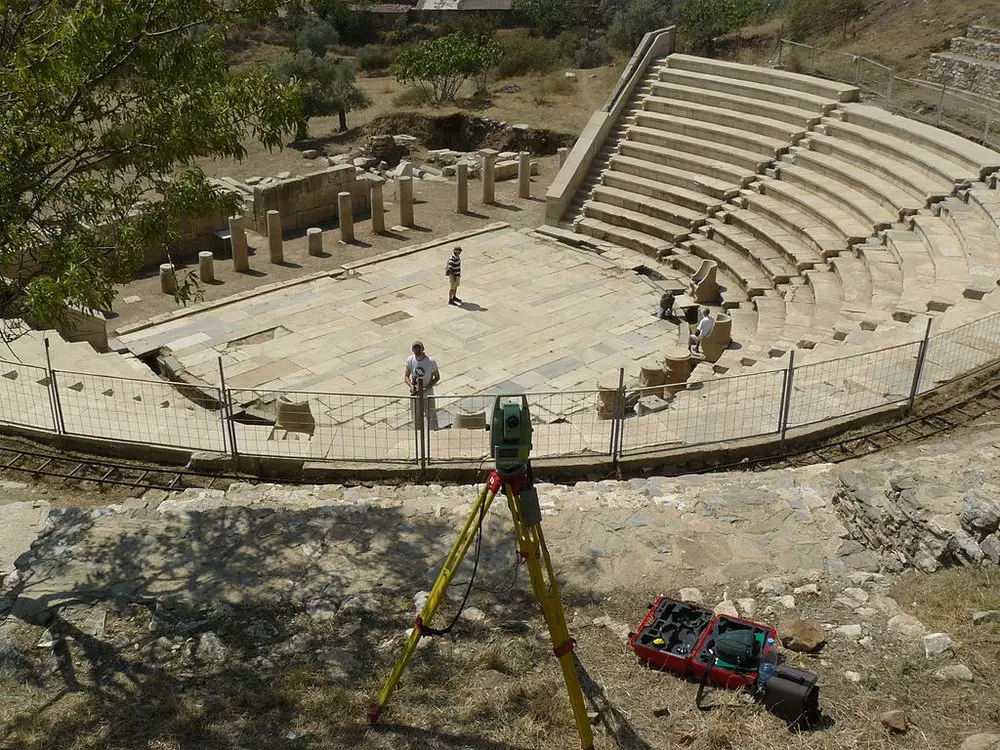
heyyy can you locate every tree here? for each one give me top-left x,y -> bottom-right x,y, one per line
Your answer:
512,0 -> 582,38
274,52 -> 371,136
391,34 -> 503,104
609,0 -> 673,53
0,0 -> 300,333
295,16 -> 340,57
679,0 -> 774,56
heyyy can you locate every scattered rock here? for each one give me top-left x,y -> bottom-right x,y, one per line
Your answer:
950,529 -> 986,564
887,613 -> 927,640
302,149 -> 319,160
652,705 -> 671,718
778,618 -> 826,653
736,598 -> 756,618
962,490 -> 1000,535
329,154 -> 352,165
244,176 -> 262,185
714,600 -> 739,618
880,709 -> 907,733
933,663 -> 974,682
844,670 -> 862,683
837,587 -> 869,607
196,632 -> 227,663
981,534 -> 1000,564
793,583 -> 820,596
870,595 -> 902,618
414,591 -> 431,612
960,733 -> 1000,750
393,134 -> 419,147
460,607 -> 486,623
922,632 -> 954,659
777,594 -> 796,610
564,72 -> 577,80
972,610 -> 1000,625
758,577 -> 788,595
679,588 -> 702,604
277,171 -> 292,180
835,624 -> 862,639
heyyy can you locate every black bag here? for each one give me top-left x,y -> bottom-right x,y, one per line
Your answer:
715,630 -> 758,670
762,665 -> 821,729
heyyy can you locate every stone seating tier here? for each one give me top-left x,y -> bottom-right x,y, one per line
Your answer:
968,187 -> 1000,235
647,81 -> 824,128
642,97 -> 809,144
573,217 -> 671,257
633,111 -> 791,159
934,200 -> 1000,285
655,67 -> 840,115
590,184 -> 707,229
601,170 -> 724,215
829,254 -> 878,315
697,221 -> 796,285
820,118 -> 980,187
665,53 -> 861,103
772,162 -> 899,230
681,235 -> 771,297
626,127 -> 774,174
607,155 -> 742,201
880,228 -> 966,313
722,203 -> 827,271
617,141 -> 757,187
756,178 -> 873,246
737,191 -> 848,261
782,146 -> 927,215
581,201 -> 691,244
837,103 -> 1000,181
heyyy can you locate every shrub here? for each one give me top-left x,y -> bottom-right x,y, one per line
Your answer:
295,17 -> 340,57
391,33 -> 501,104
531,74 -> 575,105
357,44 -> 393,72
392,86 -> 431,107
382,20 -> 436,46
512,0 -> 582,38
609,0 -> 673,53
496,32 -> 560,78
573,36 -> 612,68
786,0 -> 865,40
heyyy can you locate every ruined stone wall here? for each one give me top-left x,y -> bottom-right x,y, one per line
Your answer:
926,24 -> 1000,100
246,165 -> 372,236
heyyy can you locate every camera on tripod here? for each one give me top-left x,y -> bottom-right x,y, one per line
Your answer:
489,395 -> 532,473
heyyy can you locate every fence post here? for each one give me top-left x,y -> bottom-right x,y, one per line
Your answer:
778,350 -> 795,443
886,74 -> 894,102
415,391 -> 427,472
811,46 -> 817,74
609,368 -> 626,466
986,111 -> 993,147
776,39 -> 783,68
217,356 -> 238,458
853,55 -> 861,85
43,338 -> 65,435
907,319 -> 933,413
937,81 -> 946,126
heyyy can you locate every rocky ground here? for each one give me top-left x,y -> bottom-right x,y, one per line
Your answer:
0,418 -> 999,747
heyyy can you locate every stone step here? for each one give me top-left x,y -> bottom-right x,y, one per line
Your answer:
821,116 -> 980,186
664,247 -> 750,306
664,53 -> 859,103
642,96 -> 808,143
617,141 -> 757,186
806,132 -> 953,203
722,203 -> 828,271
881,228 -> 964,314
601,169 -> 724,214
757,177 -> 874,246
773,162 -> 899,230
591,185 -> 706,229
647,81 -> 824,128
855,246 -> 907,315
573,217 -> 669,257
581,201 -> 691,243
627,126 -> 773,173
700,219 -> 796,284
607,155 -> 743,201
935,199 -> 1000,285
829,254 -> 877,315
655,67 -> 839,114
782,146 -> 925,216
681,234 -> 771,297
968,186 -> 1000,237
633,111 -> 789,158
837,102 -> 1000,181
906,213 -> 973,283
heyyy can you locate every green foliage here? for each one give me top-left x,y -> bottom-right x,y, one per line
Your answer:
295,16 -> 340,56
391,33 -> 502,104
786,0 -> 865,41
512,0 -> 582,38
496,31 -> 561,78
273,52 -> 371,136
0,0 -> 300,329
679,0 -> 774,55
357,44 -> 393,72
381,21 -> 436,46
609,0 -> 674,53
573,37 -> 612,69
531,74 -> 576,105
313,0 -> 374,45
392,86 -> 432,108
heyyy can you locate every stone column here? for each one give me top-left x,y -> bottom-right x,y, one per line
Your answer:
338,191 -> 354,243
664,346 -> 692,396
229,215 -> 249,272
159,263 -> 176,294
398,176 -> 414,227
307,227 -> 323,257
456,163 -> 468,214
266,209 -> 283,264
480,148 -> 499,205
370,180 -> 386,234
557,147 -> 569,167
198,251 -> 215,284
518,151 -> 531,199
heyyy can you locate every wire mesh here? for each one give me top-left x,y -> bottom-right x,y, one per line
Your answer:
812,48 -> 860,85
228,388 -> 417,463
0,358 -> 57,432
54,369 -> 225,450
918,312 -> 1000,395
857,57 -> 893,99
785,342 -> 921,428
618,368 -> 785,455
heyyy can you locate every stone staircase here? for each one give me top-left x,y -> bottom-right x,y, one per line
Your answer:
928,24 -> 1000,100
561,52 -> 1000,379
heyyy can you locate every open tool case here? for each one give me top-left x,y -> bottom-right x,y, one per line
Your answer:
629,596 -> 777,689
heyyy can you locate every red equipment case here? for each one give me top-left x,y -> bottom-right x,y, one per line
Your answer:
629,596 -> 778,689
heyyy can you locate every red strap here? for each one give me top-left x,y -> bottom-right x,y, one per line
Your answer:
413,615 -> 423,635
553,638 -> 576,658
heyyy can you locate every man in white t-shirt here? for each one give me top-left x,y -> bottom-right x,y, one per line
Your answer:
689,308 -> 715,354
404,340 -> 440,430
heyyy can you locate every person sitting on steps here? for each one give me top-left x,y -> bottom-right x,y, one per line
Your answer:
655,291 -> 675,320
689,307 -> 715,354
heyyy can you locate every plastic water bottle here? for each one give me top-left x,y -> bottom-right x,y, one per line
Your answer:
759,637 -> 777,686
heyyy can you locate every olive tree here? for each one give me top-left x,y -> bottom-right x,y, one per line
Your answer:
274,51 -> 371,136
391,33 -> 503,104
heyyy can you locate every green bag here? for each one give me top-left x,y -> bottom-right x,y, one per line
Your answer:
714,630 -> 760,670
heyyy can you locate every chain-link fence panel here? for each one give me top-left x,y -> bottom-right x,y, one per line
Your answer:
54,370 -> 225,451
786,343 -> 921,428
618,368 -> 785,455
228,388 -> 417,463
857,57 -> 893,99
0,359 -> 58,432
919,312 -> 1000,395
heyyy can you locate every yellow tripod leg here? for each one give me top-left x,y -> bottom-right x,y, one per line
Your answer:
506,486 -> 595,750
368,480 -> 499,725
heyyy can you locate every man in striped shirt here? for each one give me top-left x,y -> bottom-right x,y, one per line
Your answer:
445,246 -> 462,305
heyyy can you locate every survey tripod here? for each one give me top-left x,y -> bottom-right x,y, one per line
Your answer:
367,396 -> 595,749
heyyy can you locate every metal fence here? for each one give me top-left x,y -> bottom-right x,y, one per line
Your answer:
2,309 -> 1000,468
776,39 -> 1000,151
